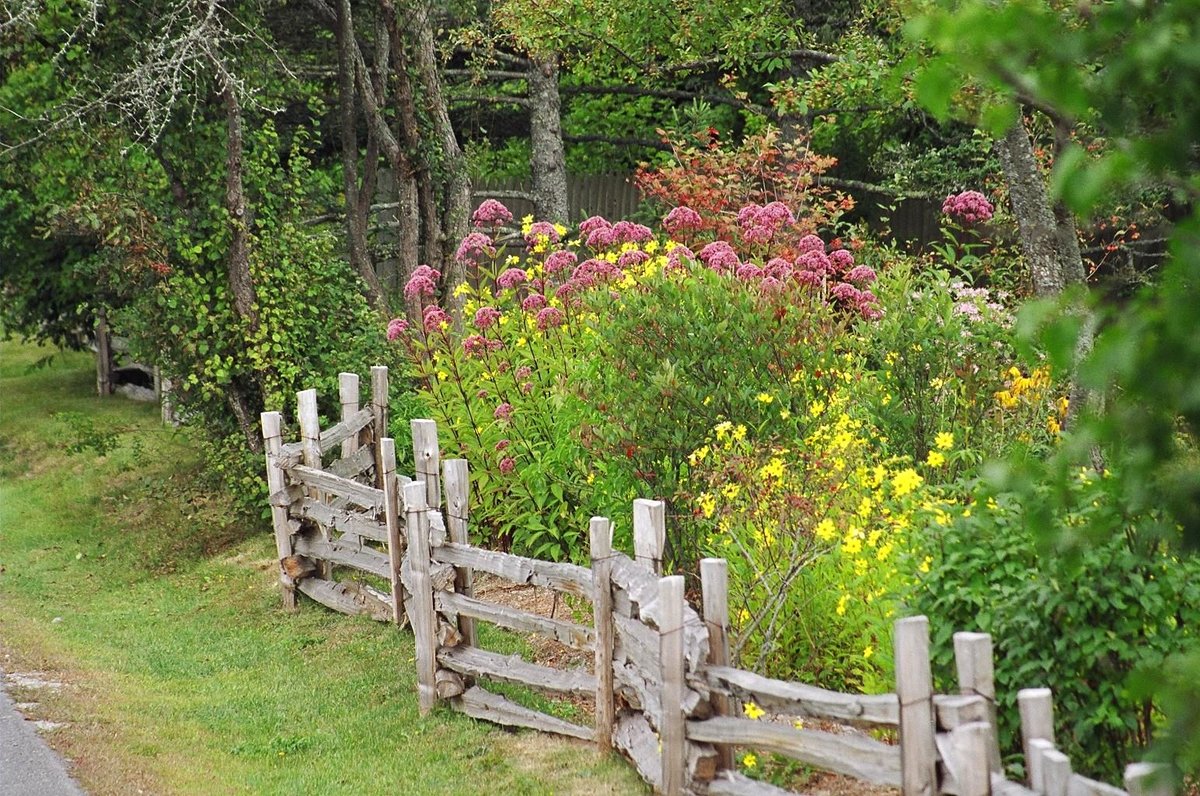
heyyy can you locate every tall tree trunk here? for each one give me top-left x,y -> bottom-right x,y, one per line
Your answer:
527,55 -> 569,223
215,67 -> 262,453
408,0 -> 471,316
337,0 -> 389,312
995,115 -> 1084,296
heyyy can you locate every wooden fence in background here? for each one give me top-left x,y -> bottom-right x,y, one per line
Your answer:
261,367 -> 1173,796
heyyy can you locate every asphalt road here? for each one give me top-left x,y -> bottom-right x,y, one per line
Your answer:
0,675 -> 85,795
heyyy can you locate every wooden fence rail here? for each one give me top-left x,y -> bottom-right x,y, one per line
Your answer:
262,369 -> 1175,796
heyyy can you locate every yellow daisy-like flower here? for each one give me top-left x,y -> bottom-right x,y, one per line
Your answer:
779,408 -> 791,420
926,450 -> 946,467
793,719 -> 805,730
756,392 -> 774,404
835,593 -> 849,616
743,702 -> 765,720
891,468 -> 923,497
935,431 -> 954,450
863,645 -> 874,660
815,518 -> 837,541
742,752 -> 757,769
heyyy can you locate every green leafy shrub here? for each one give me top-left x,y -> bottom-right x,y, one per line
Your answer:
908,478 -> 1200,780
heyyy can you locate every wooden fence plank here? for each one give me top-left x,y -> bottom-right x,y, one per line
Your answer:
278,407 -> 375,468
405,481 -> 438,714
339,373 -> 360,461
591,516 -> 616,752
954,631 -> 1003,774
380,438 -> 405,625
298,389 -> 329,580
633,499 -> 666,575
297,578 -> 391,621
436,646 -> 595,696
701,559 -> 735,769
1028,738 -> 1055,793
435,591 -> 594,651
454,686 -> 594,741
1069,774 -> 1130,796
411,419 -> 441,510
288,497 -> 388,543
895,615 -> 937,796
328,445 -> 376,481
371,365 -> 388,489
613,711 -> 662,792
686,716 -> 902,785
707,772 -> 796,796
700,666 -> 900,727
443,458 -> 477,648
1043,748 -> 1073,796
948,721 -> 993,796
431,542 -> 592,597
1018,687 -> 1055,788
292,534 -> 391,579
289,465 -> 385,512
660,575 -> 686,796
260,411 -> 297,610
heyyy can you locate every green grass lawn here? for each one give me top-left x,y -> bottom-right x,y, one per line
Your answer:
0,339 -> 646,795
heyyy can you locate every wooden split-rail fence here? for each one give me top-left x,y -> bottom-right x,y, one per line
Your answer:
260,367 -> 1174,796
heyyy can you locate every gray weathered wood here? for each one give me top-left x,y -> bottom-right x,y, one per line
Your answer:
405,480 -> 438,714
371,365 -> 389,489
660,575 -> 686,796
454,685 -> 594,741
955,631 -> 1002,773
339,372 -> 360,460
431,542 -> 592,598
1018,687 -> 1055,788
288,466 -> 385,512
269,484 -> 304,508
436,668 -> 465,699
435,591 -> 594,651
442,458 -> 476,648
1124,763 -> 1171,796
1068,774 -> 1130,796
707,771 -> 796,796
298,390 -> 325,559
296,578 -> 391,621
610,552 -> 659,617
381,438 -> 405,625
1043,748 -> 1073,796
935,694 -> 989,731
437,645 -> 595,696
633,498 -> 666,575
289,497 -> 388,543
328,444 -> 376,481
701,666 -> 900,727
613,711 -> 662,791
948,721 -> 993,796
701,558 -> 735,772
686,716 -> 902,785
278,407 -> 376,468
260,411 -> 298,610
591,516 -> 616,752
411,418 -> 441,509
895,615 -> 937,796
1029,738 -> 1056,794
995,775 -> 1041,796
291,533 -> 391,579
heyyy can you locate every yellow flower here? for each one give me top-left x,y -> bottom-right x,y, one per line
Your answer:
779,408 -> 791,420
926,450 -> 946,467
436,370 -> 448,381
918,556 -> 933,573
698,493 -> 717,518
856,497 -> 873,518
742,752 -> 757,769
994,390 -> 1018,409
452,282 -> 473,297
793,718 -> 804,730
732,424 -> 747,442
815,519 -> 837,541
836,593 -> 849,616
935,431 -> 954,450
1047,415 -> 1061,435
863,645 -> 874,660
714,421 -> 733,440
756,392 -> 774,404
809,399 -> 826,417
743,702 -> 765,720
891,468 -> 923,497
842,536 -> 863,556
703,395 -> 713,406
722,483 -> 741,500
758,458 -> 785,480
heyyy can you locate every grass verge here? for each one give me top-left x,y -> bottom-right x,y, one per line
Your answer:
0,339 -> 646,795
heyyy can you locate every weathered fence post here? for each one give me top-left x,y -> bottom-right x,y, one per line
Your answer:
633,498 -> 665,575
700,557 -> 734,772
1028,738 -> 1055,793
370,365 -> 389,489
659,574 -> 686,796
95,307 -> 112,396
260,411 -> 297,611
1041,747 -> 1072,796
380,438 -> 405,625
443,458 -> 476,647
412,418 -> 441,511
405,480 -> 438,714
339,372 -> 360,460
591,516 -> 615,753
1125,763 -> 1174,796
949,721 -> 993,796
1018,687 -> 1055,788
297,388 -> 331,580
954,631 -> 1003,773
895,616 -> 937,796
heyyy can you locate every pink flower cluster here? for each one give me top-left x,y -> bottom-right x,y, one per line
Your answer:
386,317 -> 409,341
544,250 -> 577,274
942,190 -> 994,224
455,232 -> 495,264
579,216 -> 652,250
525,221 -> 560,249
663,206 -> 703,235
697,241 -> 740,274
404,264 -> 441,301
422,305 -> 450,333
472,199 -> 513,228
737,201 -> 796,245
497,267 -> 527,290
473,306 -> 501,330
463,334 -> 504,358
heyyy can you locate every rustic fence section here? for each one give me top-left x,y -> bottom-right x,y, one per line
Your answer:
262,376 -> 1175,796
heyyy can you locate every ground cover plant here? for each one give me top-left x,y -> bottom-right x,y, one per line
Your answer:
0,339 -> 646,795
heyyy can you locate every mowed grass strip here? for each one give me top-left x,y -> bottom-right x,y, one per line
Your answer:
0,339 -> 646,795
